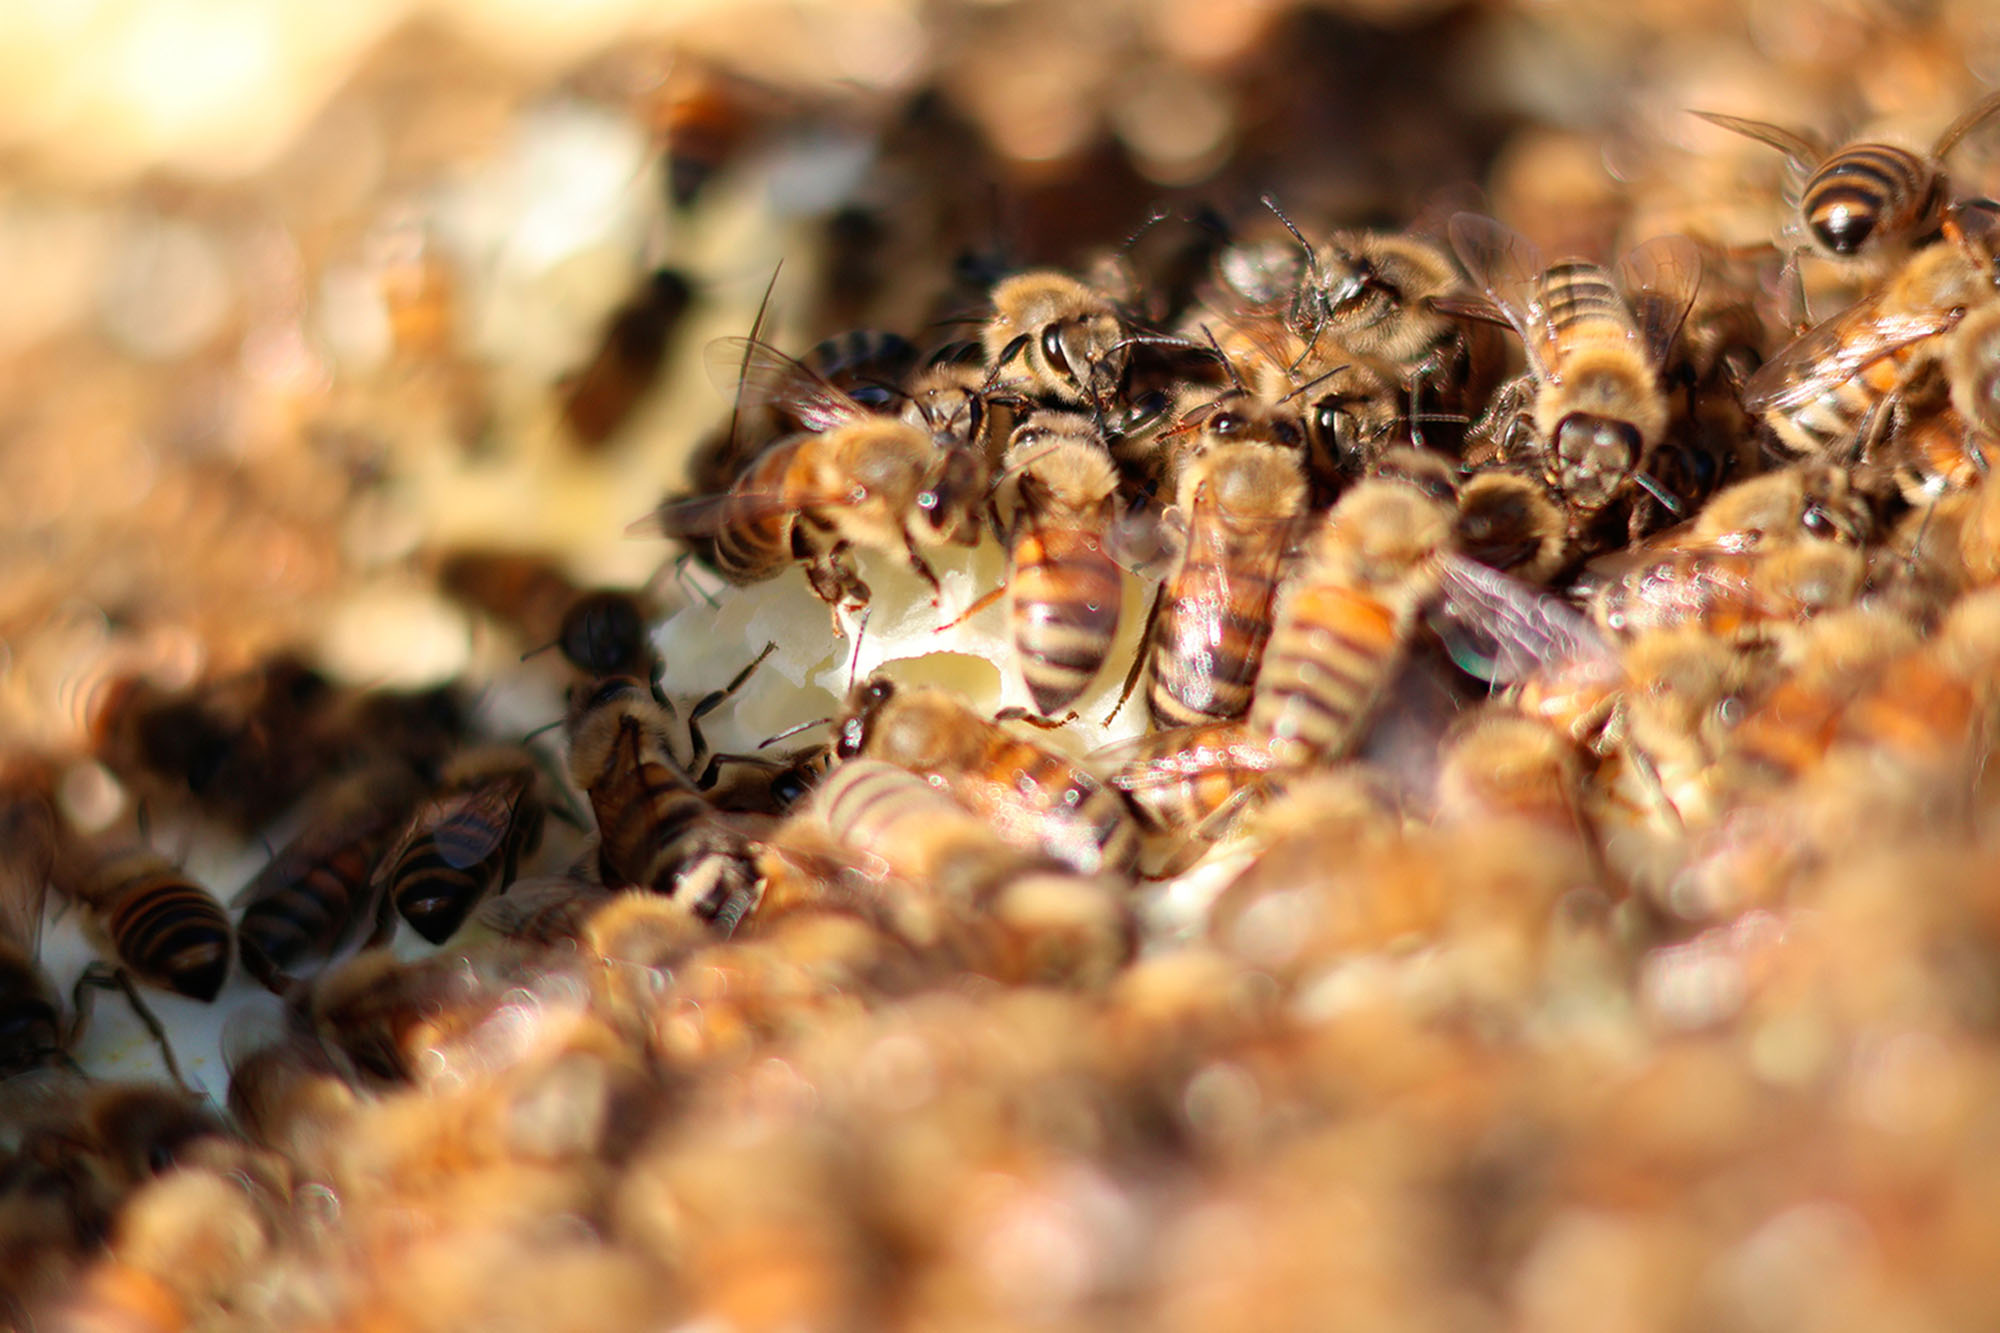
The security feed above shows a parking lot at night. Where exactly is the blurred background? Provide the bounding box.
[2,0,1998,747]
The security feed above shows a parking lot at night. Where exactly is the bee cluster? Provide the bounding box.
[16,1,2000,1329]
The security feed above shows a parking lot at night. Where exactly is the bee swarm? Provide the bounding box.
[11,1,2000,1330]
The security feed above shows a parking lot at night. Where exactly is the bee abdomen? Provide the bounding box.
[1541,264,1628,333]
[1253,588,1403,765]
[1011,534,1122,715]
[1803,145,1929,253]
[105,870,231,1001]
[1147,558,1280,728]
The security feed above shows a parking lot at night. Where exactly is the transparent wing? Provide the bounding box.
[1619,234,1705,369]
[1447,213,1551,377]
[1096,722,1280,795]
[1742,297,1962,414]
[1430,555,1618,685]
[632,441,820,540]
[1689,110,1827,167]
[474,874,607,945]
[703,336,870,434]
[0,789,54,957]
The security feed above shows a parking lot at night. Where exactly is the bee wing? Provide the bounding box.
[1447,213,1552,377]
[1688,110,1827,167]
[473,874,607,943]
[1105,499,1183,578]
[1619,235,1704,369]
[703,336,869,434]
[1096,724,1280,794]
[632,441,816,540]
[1430,555,1618,686]
[1741,297,1962,414]
[406,781,529,872]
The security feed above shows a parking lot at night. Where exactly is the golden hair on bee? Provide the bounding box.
[983,270,1129,411]
[1455,469,1566,583]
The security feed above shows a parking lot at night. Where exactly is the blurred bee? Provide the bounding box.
[834,676,1141,877]
[1100,719,1279,836]
[804,328,918,412]
[565,676,764,933]
[1745,201,2000,461]
[961,410,1133,715]
[982,271,1130,413]
[1141,438,1309,730]
[1448,214,1702,520]
[295,947,539,1088]
[434,547,583,648]
[236,763,427,995]
[60,842,232,1006]
[1579,537,1866,642]
[1693,91,2000,266]
[810,759,1132,986]
[0,776,60,1077]
[379,747,548,946]
[1949,302,2000,438]
[1670,461,1874,551]
[90,652,336,834]
[559,267,695,449]
[646,338,984,617]
[1454,469,1567,584]
[549,588,657,683]
[648,61,783,208]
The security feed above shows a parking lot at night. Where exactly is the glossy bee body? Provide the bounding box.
[802,328,918,412]
[559,267,694,449]
[1694,90,2000,263]
[1581,538,1866,642]
[835,677,1141,877]
[65,846,231,1003]
[1744,233,1998,461]
[1145,441,1308,730]
[555,589,656,682]
[989,411,1131,715]
[983,271,1130,412]
[1449,214,1701,518]
[236,763,426,995]
[649,338,983,614]
[0,780,60,1076]
[565,676,763,933]
[381,748,548,946]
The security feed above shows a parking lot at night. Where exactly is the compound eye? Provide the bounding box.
[1211,412,1242,435]
[834,717,866,759]
[1269,418,1303,450]
[1800,503,1834,538]
[1040,324,1076,381]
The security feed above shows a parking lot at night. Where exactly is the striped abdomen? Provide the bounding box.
[1107,721,1275,833]
[1251,581,1413,769]
[1802,144,1938,257]
[707,440,806,584]
[1009,521,1123,715]
[582,717,709,892]
[86,851,230,1001]
[941,733,1140,877]
[238,781,416,993]
[388,779,545,945]
[820,759,1015,904]
[1146,518,1288,729]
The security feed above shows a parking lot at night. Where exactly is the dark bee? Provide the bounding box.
[0,775,60,1077]
[380,748,548,946]
[63,844,231,1004]
[559,267,695,449]
[235,763,426,995]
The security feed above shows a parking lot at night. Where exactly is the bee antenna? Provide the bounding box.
[760,716,832,747]
[518,640,558,663]
[1277,362,1353,405]
[1197,324,1245,392]
[1117,204,1173,255]
[1631,470,1684,515]
[1260,194,1321,282]
[725,261,784,463]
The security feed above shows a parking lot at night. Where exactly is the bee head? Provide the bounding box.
[1549,414,1641,512]
[835,676,896,759]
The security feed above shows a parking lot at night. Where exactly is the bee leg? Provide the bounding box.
[995,706,1078,729]
[1103,584,1165,726]
[937,580,1008,631]
[70,962,189,1090]
[685,641,779,776]
[904,541,944,609]
[670,551,722,610]
[845,607,872,695]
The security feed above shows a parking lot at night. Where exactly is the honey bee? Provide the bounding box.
[235,762,427,995]
[1693,91,2000,265]
[646,338,984,616]
[1250,481,1460,769]
[61,842,232,1005]
[558,267,694,449]
[833,676,1141,877]
[296,947,539,1088]
[1448,214,1702,517]
[1454,469,1567,584]
[1582,538,1866,643]
[1745,206,2000,461]
[1672,462,1874,551]
[1202,311,1405,491]
[379,747,548,946]
[803,328,919,411]
[1099,719,1279,836]
[565,676,764,933]
[1142,440,1309,730]
[0,778,60,1077]
[810,759,1132,985]
[551,588,657,683]
[982,271,1130,413]
[974,410,1132,716]
[1948,302,2000,438]
[1433,711,1591,839]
